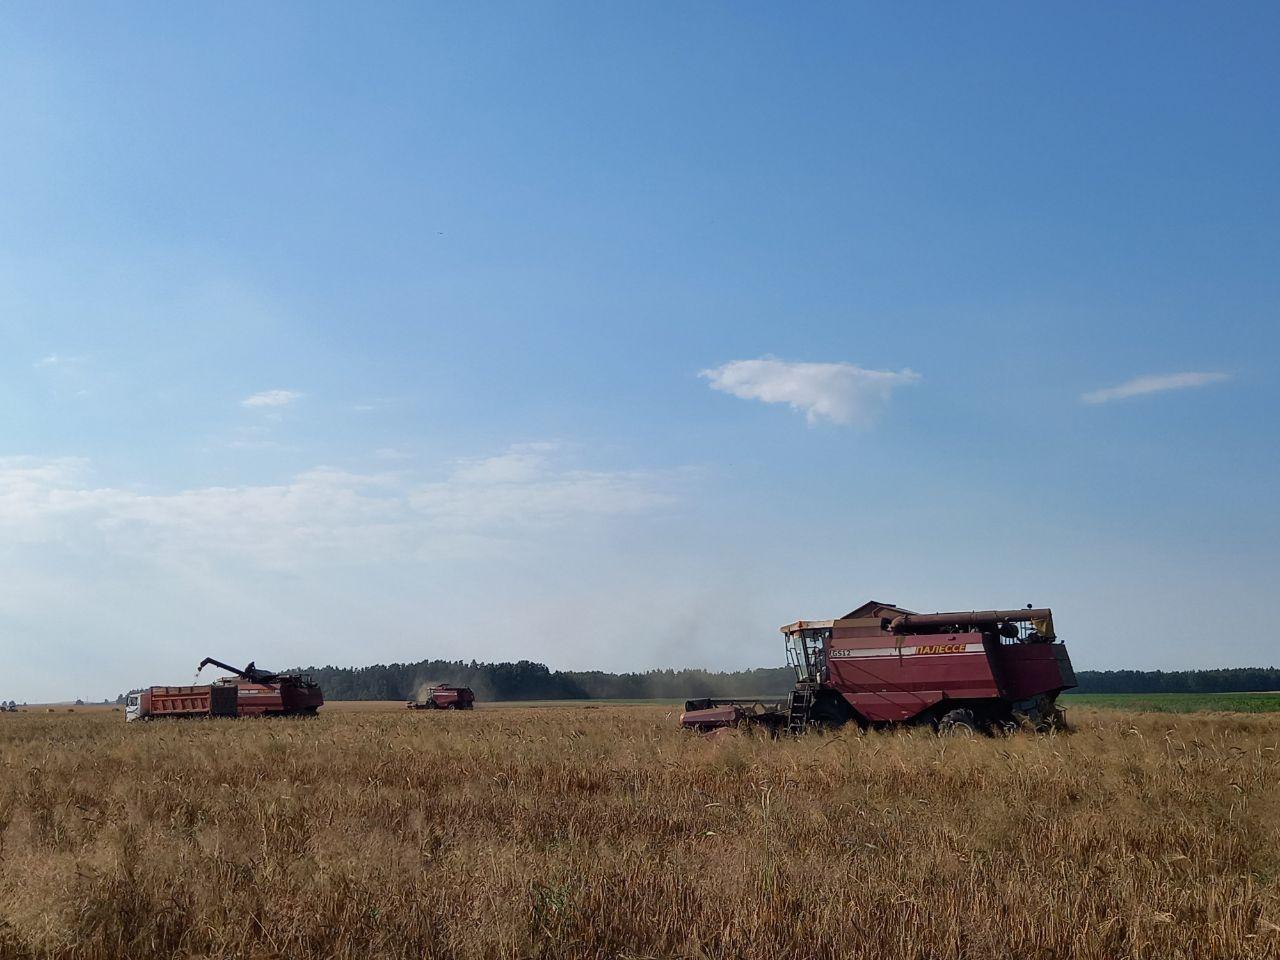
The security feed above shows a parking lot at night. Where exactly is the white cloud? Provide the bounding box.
[241,389,302,408]
[1081,372,1230,405]
[34,353,86,368]
[700,357,920,426]
[0,445,678,571]
[412,444,673,530]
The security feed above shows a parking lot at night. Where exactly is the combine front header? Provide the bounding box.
[682,600,1076,735]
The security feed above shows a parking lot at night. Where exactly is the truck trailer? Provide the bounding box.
[681,600,1076,735]
[126,684,238,722]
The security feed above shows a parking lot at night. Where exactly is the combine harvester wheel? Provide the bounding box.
[937,708,979,736]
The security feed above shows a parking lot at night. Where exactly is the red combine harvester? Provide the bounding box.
[196,658,325,717]
[125,684,238,722]
[681,601,1076,735]
[407,685,475,710]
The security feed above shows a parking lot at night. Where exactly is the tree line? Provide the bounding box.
[1072,667,1280,695]
[296,659,794,702]
[292,659,1280,701]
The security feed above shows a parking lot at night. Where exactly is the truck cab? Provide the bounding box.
[125,691,147,722]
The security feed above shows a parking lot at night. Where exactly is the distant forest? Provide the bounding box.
[298,660,793,701]
[1072,668,1280,695]
[296,659,1280,701]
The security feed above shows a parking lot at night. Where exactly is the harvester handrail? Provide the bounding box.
[889,608,1053,634]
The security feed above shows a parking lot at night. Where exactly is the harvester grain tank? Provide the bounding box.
[196,658,324,716]
[126,684,238,722]
[680,601,1076,734]
[407,685,475,710]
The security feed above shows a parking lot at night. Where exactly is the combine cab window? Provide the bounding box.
[787,628,830,683]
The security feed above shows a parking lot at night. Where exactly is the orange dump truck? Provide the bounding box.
[125,684,238,721]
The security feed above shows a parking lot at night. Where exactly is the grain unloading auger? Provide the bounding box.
[680,601,1076,735]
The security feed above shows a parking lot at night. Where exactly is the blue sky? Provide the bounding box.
[2,2,1277,701]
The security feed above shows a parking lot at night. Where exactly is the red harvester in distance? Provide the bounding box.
[407,685,475,710]
[196,658,325,717]
[681,600,1076,735]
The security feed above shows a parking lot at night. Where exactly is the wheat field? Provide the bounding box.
[1,705,1277,960]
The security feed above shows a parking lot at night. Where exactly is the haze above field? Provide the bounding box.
[2,3,1278,702]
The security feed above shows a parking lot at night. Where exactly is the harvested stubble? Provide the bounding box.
[0,706,1278,960]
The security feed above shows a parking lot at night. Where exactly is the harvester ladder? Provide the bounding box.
[787,687,814,736]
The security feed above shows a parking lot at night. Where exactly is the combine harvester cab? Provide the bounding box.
[681,600,1076,735]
